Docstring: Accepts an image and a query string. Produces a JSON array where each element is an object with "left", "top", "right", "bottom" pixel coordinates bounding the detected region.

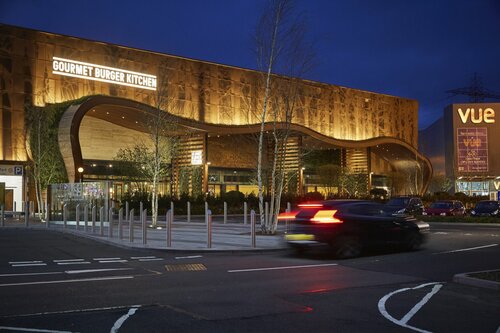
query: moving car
[
  {"left": 279, "top": 200, "right": 429, "bottom": 258},
  {"left": 384, "top": 196, "right": 424, "bottom": 216},
  {"left": 470, "top": 200, "right": 500, "bottom": 217},
  {"left": 423, "top": 200, "right": 465, "bottom": 216}
]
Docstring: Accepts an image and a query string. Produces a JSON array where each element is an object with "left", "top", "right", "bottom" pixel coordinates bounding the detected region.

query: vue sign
[{"left": 458, "top": 108, "right": 495, "bottom": 124}]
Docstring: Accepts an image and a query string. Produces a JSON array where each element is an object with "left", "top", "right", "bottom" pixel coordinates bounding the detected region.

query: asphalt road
[{"left": 0, "top": 223, "right": 499, "bottom": 333}]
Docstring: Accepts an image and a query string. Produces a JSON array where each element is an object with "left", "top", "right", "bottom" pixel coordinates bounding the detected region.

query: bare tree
[
  {"left": 25, "top": 104, "right": 67, "bottom": 220},
  {"left": 115, "top": 61, "right": 179, "bottom": 227},
  {"left": 255, "top": 0, "right": 314, "bottom": 233}
]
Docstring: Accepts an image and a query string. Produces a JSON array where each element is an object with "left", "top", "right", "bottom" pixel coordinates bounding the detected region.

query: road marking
[
  {"left": 3, "top": 304, "right": 145, "bottom": 318},
  {"left": 98, "top": 260, "right": 129, "bottom": 263},
  {"left": 65, "top": 268, "right": 133, "bottom": 274},
  {"left": 110, "top": 305, "right": 141, "bottom": 333},
  {"left": 175, "top": 255, "right": 203, "bottom": 260},
  {"left": 0, "top": 326, "right": 75, "bottom": 333},
  {"left": 138, "top": 258, "right": 163, "bottom": 262},
  {"left": 434, "top": 232, "right": 448, "bottom": 235},
  {"left": 56, "top": 261, "right": 91, "bottom": 265},
  {"left": 11, "top": 263, "right": 47, "bottom": 267},
  {"left": 53, "top": 259, "right": 85, "bottom": 263},
  {"left": 130, "top": 256, "right": 156, "bottom": 259},
  {"left": 93, "top": 257, "right": 121, "bottom": 261},
  {"left": 0, "top": 272, "right": 62, "bottom": 277},
  {"left": 8, "top": 261, "right": 44, "bottom": 264},
  {"left": 378, "top": 282, "right": 444, "bottom": 333},
  {"left": 0, "top": 275, "right": 134, "bottom": 287},
  {"left": 434, "top": 243, "right": 498, "bottom": 254},
  {"left": 228, "top": 263, "right": 338, "bottom": 273}
]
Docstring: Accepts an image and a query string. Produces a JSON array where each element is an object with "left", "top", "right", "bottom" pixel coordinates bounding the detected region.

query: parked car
[
  {"left": 470, "top": 200, "right": 500, "bottom": 217},
  {"left": 384, "top": 196, "right": 424, "bottom": 216},
  {"left": 279, "top": 200, "right": 430, "bottom": 258},
  {"left": 423, "top": 200, "right": 465, "bottom": 216}
]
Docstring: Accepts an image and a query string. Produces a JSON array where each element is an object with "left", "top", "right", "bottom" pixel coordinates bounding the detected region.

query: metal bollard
[
  {"left": 166, "top": 209, "right": 172, "bottom": 247},
  {"left": 108, "top": 207, "right": 113, "bottom": 238},
  {"left": 76, "top": 204, "right": 80, "bottom": 230},
  {"left": 118, "top": 208, "right": 123, "bottom": 240},
  {"left": 206, "top": 203, "right": 212, "bottom": 248},
  {"left": 139, "top": 202, "right": 143, "bottom": 227},
  {"left": 224, "top": 202, "right": 227, "bottom": 224},
  {"left": 129, "top": 208, "right": 134, "bottom": 242},
  {"left": 170, "top": 201, "right": 174, "bottom": 224},
  {"left": 251, "top": 209, "right": 256, "bottom": 248},
  {"left": 84, "top": 205, "right": 88, "bottom": 232},
  {"left": 91, "top": 206, "right": 96, "bottom": 233},
  {"left": 63, "top": 204, "right": 68, "bottom": 230},
  {"left": 265, "top": 202, "right": 269, "bottom": 226},
  {"left": 1, "top": 204, "right": 4, "bottom": 227},
  {"left": 187, "top": 201, "right": 191, "bottom": 223},
  {"left": 100, "top": 207, "right": 104, "bottom": 236},
  {"left": 142, "top": 209, "right": 147, "bottom": 245},
  {"left": 24, "top": 202, "right": 29, "bottom": 227},
  {"left": 45, "top": 202, "right": 50, "bottom": 227},
  {"left": 125, "top": 201, "right": 129, "bottom": 222},
  {"left": 244, "top": 202, "right": 248, "bottom": 225}
]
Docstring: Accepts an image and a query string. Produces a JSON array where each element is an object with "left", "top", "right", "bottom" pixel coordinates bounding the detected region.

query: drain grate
[{"left": 165, "top": 263, "right": 207, "bottom": 272}]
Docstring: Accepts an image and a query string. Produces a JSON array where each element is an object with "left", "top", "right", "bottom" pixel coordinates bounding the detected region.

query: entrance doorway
[{"left": 5, "top": 189, "right": 13, "bottom": 211}]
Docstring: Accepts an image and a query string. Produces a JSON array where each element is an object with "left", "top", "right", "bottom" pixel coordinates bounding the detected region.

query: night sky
[{"left": 1, "top": 0, "right": 499, "bottom": 129}]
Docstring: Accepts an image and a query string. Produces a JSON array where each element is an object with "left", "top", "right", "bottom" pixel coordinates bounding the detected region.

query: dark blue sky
[{"left": 1, "top": 0, "right": 499, "bottom": 129}]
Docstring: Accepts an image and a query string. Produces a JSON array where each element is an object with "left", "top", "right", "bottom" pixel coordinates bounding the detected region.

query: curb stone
[{"left": 453, "top": 270, "right": 500, "bottom": 291}]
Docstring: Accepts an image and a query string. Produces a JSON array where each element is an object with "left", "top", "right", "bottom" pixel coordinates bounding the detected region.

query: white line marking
[
  {"left": 0, "top": 326, "right": 75, "bottom": 333},
  {"left": 53, "top": 259, "right": 85, "bottom": 263},
  {"left": 434, "top": 232, "right": 448, "bottom": 235},
  {"left": 138, "top": 258, "right": 163, "bottom": 262},
  {"left": 11, "top": 263, "right": 47, "bottom": 267},
  {"left": 378, "top": 282, "right": 444, "bottom": 333},
  {"left": 130, "top": 256, "right": 156, "bottom": 259},
  {"left": 8, "top": 261, "right": 44, "bottom": 264},
  {"left": 93, "top": 257, "right": 121, "bottom": 261},
  {"left": 175, "top": 255, "right": 203, "bottom": 260},
  {"left": 5, "top": 304, "right": 144, "bottom": 318},
  {"left": 65, "top": 268, "right": 133, "bottom": 274},
  {"left": 110, "top": 305, "right": 141, "bottom": 333},
  {"left": 228, "top": 263, "right": 338, "bottom": 273},
  {"left": 56, "top": 261, "right": 91, "bottom": 265},
  {"left": 434, "top": 244, "right": 498, "bottom": 254},
  {"left": 98, "top": 260, "right": 128, "bottom": 263},
  {"left": 0, "top": 275, "right": 134, "bottom": 287},
  {"left": 0, "top": 272, "right": 61, "bottom": 277}
]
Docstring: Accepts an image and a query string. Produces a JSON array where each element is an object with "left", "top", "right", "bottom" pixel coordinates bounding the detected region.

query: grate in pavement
[{"left": 165, "top": 263, "right": 207, "bottom": 272}]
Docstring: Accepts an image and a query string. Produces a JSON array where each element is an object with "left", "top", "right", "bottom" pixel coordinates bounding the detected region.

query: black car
[
  {"left": 280, "top": 200, "right": 429, "bottom": 258},
  {"left": 384, "top": 196, "right": 424, "bottom": 216},
  {"left": 470, "top": 200, "right": 500, "bottom": 217}
]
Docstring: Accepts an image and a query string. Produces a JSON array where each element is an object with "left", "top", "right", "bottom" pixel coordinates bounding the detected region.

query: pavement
[
  {"left": 0, "top": 214, "right": 289, "bottom": 252},
  {"left": 1, "top": 215, "right": 499, "bottom": 290}
]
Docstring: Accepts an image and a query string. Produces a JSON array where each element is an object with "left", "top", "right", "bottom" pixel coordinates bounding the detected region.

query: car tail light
[
  {"left": 298, "top": 203, "right": 324, "bottom": 208},
  {"left": 277, "top": 211, "right": 298, "bottom": 220},
  {"left": 310, "top": 210, "right": 343, "bottom": 224}
]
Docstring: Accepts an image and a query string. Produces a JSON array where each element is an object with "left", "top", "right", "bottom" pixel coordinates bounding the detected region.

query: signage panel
[
  {"left": 457, "top": 128, "right": 488, "bottom": 172},
  {"left": 52, "top": 57, "right": 157, "bottom": 91},
  {"left": 0, "top": 165, "right": 23, "bottom": 176},
  {"left": 191, "top": 150, "right": 203, "bottom": 165}
]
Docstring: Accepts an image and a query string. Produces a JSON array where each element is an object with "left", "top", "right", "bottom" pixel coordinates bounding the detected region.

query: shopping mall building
[
  {"left": 421, "top": 102, "right": 500, "bottom": 198},
  {"left": 0, "top": 24, "right": 431, "bottom": 209}
]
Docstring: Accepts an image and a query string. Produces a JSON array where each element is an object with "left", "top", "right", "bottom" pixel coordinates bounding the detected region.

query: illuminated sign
[
  {"left": 457, "top": 128, "right": 488, "bottom": 172},
  {"left": 52, "top": 57, "right": 157, "bottom": 91},
  {"left": 457, "top": 107, "right": 495, "bottom": 124},
  {"left": 191, "top": 150, "right": 203, "bottom": 165}
]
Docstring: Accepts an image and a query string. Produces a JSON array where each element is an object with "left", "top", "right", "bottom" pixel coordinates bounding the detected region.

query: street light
[{"left": 77, "top": 167, "right": 84, "bottom": 183}]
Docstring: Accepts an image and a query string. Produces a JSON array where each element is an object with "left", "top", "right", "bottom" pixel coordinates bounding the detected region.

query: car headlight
[
  {"left": 422, "top": 212, "right": 427, "bottom": 215},
  {"left": 396, "top": 208, "right": 406, "bottom": 214},
  {"left": 440, "top": 212, "right": 446, "bottom": 216},
  {"left": 493, "top": 210, "right": 499, "bottom": 215},
  {"left": 471, "top": 210, "right": 476, "bottom": 215}
]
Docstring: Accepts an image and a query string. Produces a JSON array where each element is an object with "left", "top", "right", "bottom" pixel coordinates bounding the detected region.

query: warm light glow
[
  {"left": 277, "top": 211, "right": 298, "bottom": 220},
  {"left": 311, "top": 210, "right": 343, "bottom": 224},
  {"left": 298, "top": 203, "right": 323, "bottom": 208},
  {"left": 77, "top": 167, "right": 84, "bottom": 173}
]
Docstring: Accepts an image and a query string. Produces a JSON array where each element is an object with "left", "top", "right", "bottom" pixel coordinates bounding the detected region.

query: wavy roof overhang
[{"left": 58, "top": 96, "right": 432, "bottom": 194}]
